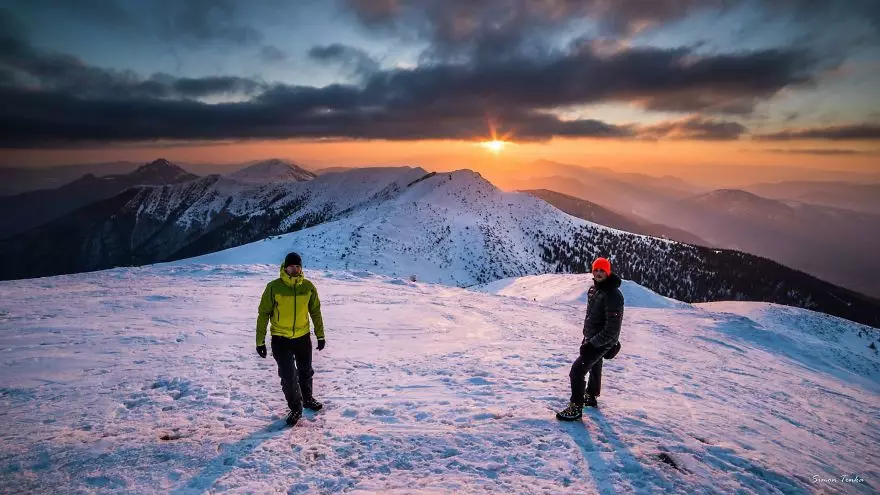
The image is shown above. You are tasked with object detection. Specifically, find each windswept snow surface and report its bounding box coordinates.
[1,266,878,494]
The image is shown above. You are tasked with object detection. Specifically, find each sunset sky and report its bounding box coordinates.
[0,0,878,181]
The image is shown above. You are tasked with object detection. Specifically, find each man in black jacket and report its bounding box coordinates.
[557,257,624,421]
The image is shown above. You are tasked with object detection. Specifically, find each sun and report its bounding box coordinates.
[480,140,508,154]
[477,118,515,154]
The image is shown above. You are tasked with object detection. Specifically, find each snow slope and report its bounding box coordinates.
[179,170,656,287]
[0,265,877,494]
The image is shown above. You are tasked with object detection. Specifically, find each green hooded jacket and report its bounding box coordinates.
[256,265,325,346]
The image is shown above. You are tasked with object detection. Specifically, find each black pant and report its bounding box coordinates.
[271,334,314,412]
[569,340,609,404]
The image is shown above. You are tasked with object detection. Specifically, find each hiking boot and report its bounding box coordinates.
[555,402,583,421]
[286,409,303,426]
[584,395,599,408]
[303,397,323,411]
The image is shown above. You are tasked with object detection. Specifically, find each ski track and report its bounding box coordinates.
[0,266,877,494]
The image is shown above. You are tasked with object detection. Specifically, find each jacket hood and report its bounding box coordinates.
[279,264,304,288]
[595,272,622,291]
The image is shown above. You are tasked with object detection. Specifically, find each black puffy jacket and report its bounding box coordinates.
[583,273,624,348]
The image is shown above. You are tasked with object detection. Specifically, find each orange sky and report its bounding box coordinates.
[2,138,878,188]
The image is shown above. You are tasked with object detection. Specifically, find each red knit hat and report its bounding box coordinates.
[592,257,611,274]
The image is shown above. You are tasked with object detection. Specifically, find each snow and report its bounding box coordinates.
[174,170,663,288]
[474,273,689,309]
[1,265,877,493]
[695,301,880,393]
[128,166,427,232]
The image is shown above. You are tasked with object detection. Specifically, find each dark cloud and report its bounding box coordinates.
[0,84,640,147]
[308,44,381,78]
[345,0,880,60]
[353,43,815,116]
[755,124,880,140]
[638,117,748,141]
[345,0,720,52]
[0,34,823,147]
[0,36,266,99]
[763,148,879,155]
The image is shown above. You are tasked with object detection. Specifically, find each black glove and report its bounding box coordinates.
[604,341,622,360]
[256,345,267,358]
[317,339,325,351]
[578,340,596,357]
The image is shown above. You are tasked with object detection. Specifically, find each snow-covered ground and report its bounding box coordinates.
[1,266,877,494]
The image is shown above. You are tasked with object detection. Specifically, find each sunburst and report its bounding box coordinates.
[478,119,514,154]
[480,140,508,154]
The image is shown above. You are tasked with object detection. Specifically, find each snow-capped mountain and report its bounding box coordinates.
[0,267,876,493]
[2,166,878,326]
[185,170,880,327]
[0,158,198,238]
[227,159,317,184]
[0,166,426,281]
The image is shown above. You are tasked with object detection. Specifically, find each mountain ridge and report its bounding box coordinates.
[180,169,880,327]
[227,159,317,183]
[0,158,199,239]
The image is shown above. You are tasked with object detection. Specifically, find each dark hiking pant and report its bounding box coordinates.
[569,340,610,404]
[271,334,314,412]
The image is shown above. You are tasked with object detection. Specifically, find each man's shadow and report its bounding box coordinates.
[171,419,289,495]
[562,408,812,494]
[560,407,676,495]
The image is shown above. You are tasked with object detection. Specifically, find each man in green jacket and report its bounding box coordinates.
[256,252,326,426]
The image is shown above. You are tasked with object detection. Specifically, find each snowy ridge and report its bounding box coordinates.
[0,266,876,493]
[181,170,646,286]
[475,273,689,309]
[227,159,317,184]
[126,166,427,233]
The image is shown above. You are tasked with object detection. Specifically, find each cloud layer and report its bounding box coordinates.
[1,1,878,147]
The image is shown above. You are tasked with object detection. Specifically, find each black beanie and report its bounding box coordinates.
[284,252,302,267]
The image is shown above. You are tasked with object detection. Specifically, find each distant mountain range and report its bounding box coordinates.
[499,173,698,221]
[492,163,880,298]
[1,166,876,327]
[649,189,880,298]
[744,181,880,216]
[523,189,708,246]
[0,166,423,282]
[0,159,320,196]
[226,159,317,183]
[0,161,142,196]
[0,159,198,239]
